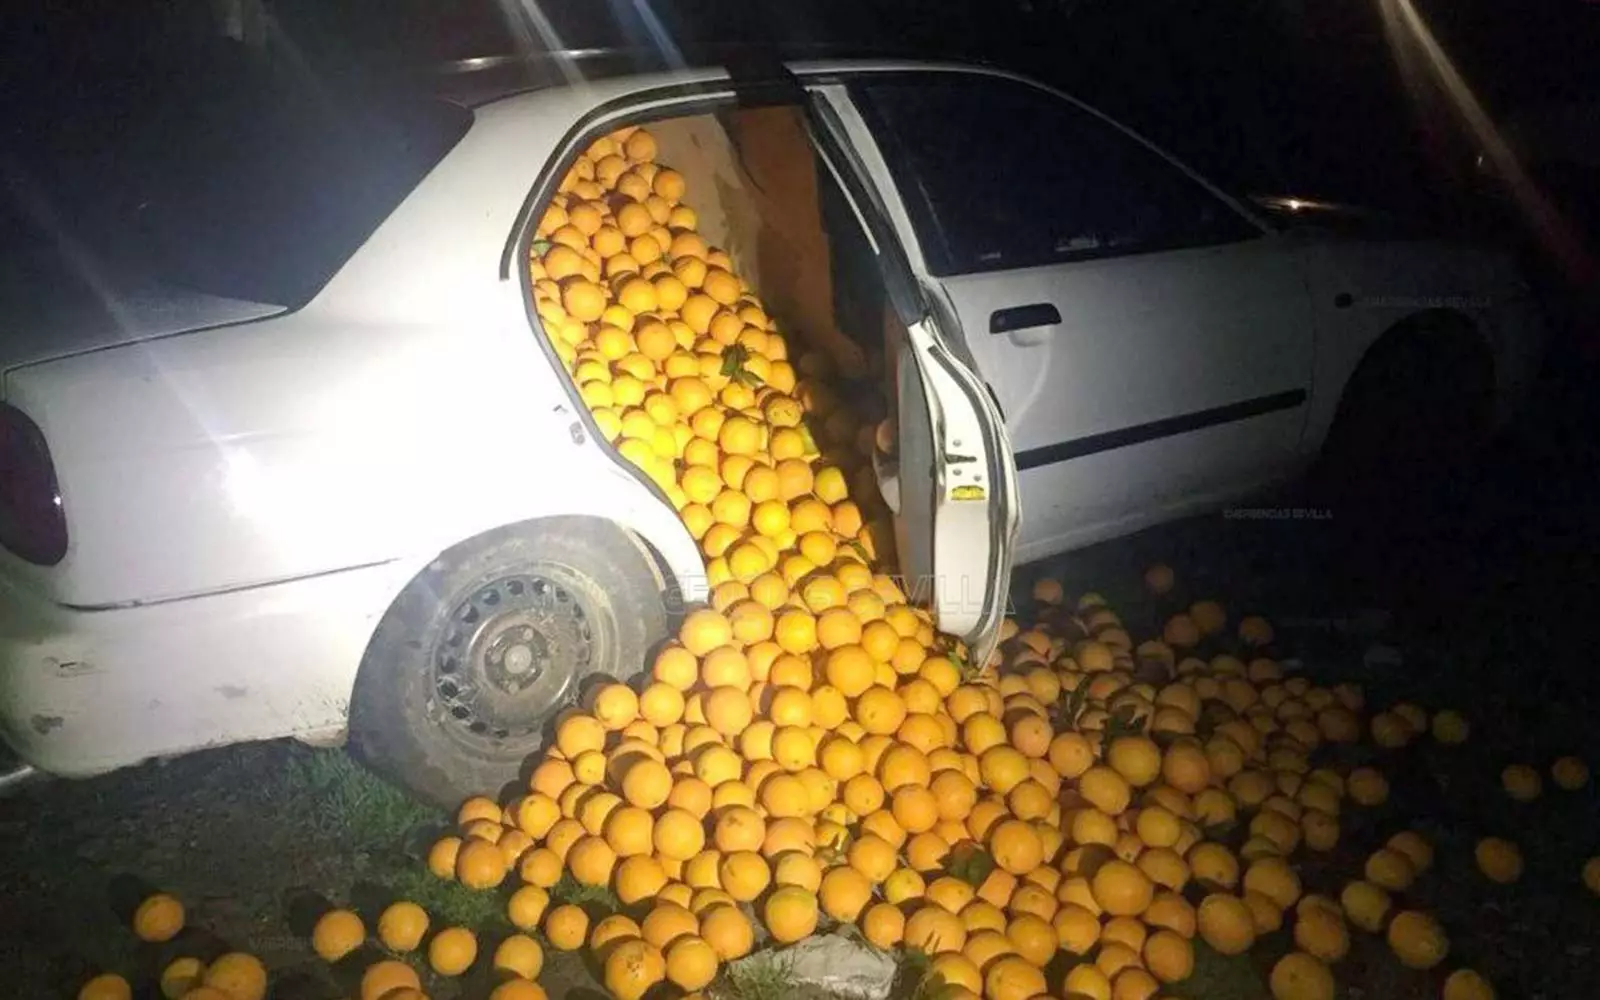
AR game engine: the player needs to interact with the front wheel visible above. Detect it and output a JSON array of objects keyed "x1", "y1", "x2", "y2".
[{"x1": 350, "y1": 518, "x2": 668, "y2": 807}]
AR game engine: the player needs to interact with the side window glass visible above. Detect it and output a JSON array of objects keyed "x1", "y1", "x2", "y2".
[{"x1": 852, "y1": 75, "x2": 1258, "y2": 275}]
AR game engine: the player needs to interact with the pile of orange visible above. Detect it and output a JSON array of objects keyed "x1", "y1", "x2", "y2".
[
  {"x1": 418, "y1": 125, "x2": 1528, "y2": 1000},
  {"x1": 529, "y1": 124, "x2": 889, "y2": 600},
  {"x1": 75, "y1": 123, "x2": 1600, "y2": 1000}
]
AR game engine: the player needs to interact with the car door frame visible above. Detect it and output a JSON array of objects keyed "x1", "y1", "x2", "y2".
[
  {"x1": 498, "y1": 63, "x2": 1020, "y2": 661},
  {"x1": 796, "y1": 74, "x2": 1021, "y2": 664},
  {"x1": 812, "y1": 64, "x2": 1318, "y2": 556}
]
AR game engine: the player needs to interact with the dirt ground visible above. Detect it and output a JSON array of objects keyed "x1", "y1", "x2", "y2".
[{"x1": 4, "y1": 343, "x2": 1600, "y2": 999}]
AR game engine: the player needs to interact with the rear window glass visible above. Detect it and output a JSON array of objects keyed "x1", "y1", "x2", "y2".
[{"x1": 7, "y1": 46, "x2": 471, "y2": 308}]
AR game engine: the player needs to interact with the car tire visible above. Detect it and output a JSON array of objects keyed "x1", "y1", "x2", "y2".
[{"x1": 349, "y1": 517, "x2": 668, "y2": 807}]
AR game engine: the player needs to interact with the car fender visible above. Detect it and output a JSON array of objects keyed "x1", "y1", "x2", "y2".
[
  {"x1": 382, "y1": 456, "x2": 708, "y2": 618},
  {"x1": 1300, "y1": 236, "x2": 1537, "y2": 447}
]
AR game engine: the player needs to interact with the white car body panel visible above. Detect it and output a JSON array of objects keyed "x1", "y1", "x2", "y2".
[
  {"x1": 1294, "y1": 234, "x2": 1546, "y2": 441},
  {"x1": 932, "y1": 238, "x2": 1315, "y2": 561},
  {"x1": 822, "y1": 65, "x2": 1544, "y2": 561},
  {"x1": 0, "y1": 558, "x2": 413, "y2": 776},
  {"x1": 891, "y1": 316, "x2": 1021, "y2": 665},
  {"x1": 0, "y1": 58, "x2": 1545, "y2": 779},
  {"x1": 0, "y1": 70, "x2": 738, "y2": 774}
]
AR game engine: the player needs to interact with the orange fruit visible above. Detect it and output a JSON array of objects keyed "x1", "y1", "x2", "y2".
[
  {"x1": 904, "y1": 904, "x2": 968, "y2": 955},
  {"x1": 988, "y1": 819, "x2": 1044, "y2": 875},
  {"x1": 1269, "y1": 952, "x2": 1334, "y2": 1000},
  {"x1": 702, "y1": 268, "x2": 741, "y2": 305},
  {"x1": 856, "y1": 686, "x2": 908, "y2": 735},
  {"x1": 371, "y1": 896, "x2": 428, "y2": 953},
  {"x1": 591, "y1": 683, "x2": 640, "y2": 730},
  {"x1": 1552, "y1": 756, "x2": 1591, "y2": 790},
  {"x1": 76, "y1": 975, "x2": 132, "y2": 1000},
  {"x1": 1501, "y1": 764, "x2": 1542, "y2": 801},
  {"x1": 700, "y1": 645, "x2": 751, "y2": 688},
  {"x1": 603, "y1": 938, "x2": 666, "y2": 1000},
  {"x1": 132, "y1": 893, "x2": 185, "y2": 943},
  {"x1": 1388, "y1": 908, "x2": 1452, "y2": 972},
  {"x1": 158, "y1": 959, "x2": 204, "y2": 999},
  {"x1": 544, "y1": 904, "x2": 589, "y2": 951},
  {"x1": 1106, "y1": 736, "x2": 1162, "y2": 787},
  {"x1": 1244, "y1": 856, "x2": 1302, "y2": 909},
  {"x1": 1197, "y1": 894, "x2": 1256, "y2": 955},
  {"x1": 1091, "y1": 860, "x2": 1154, "y2": 917},
  {"x1": 979, "y1": 746, "x2": 1030, "y2": 795},
  {"x1": 635, "y1": 904, "x2": 692, "y2": 951},
  {"x1": 311, "y1": 909, "x2": 366, "y2": 962},
  {"x1": 665, "y1": 936, "x2": 719, "y2": 991},
  {"x1": 1364, "y1": 847, "x2": 1416, "y2": 892},
  {"x1": 651, "y1": 644, "x2": 700, "y2": 690},
  {"x1": 604, "y1": 752, "x2": 667, "y2": 805},
  {"x1": 984, "y1": 955, "x2": 1046, "y2": 1000},
  {"x1": 819, "y1": 865, "x2": 873, "y2": 921},
  {"x1": 1006, "y1": 914, "x2": 1056, "y2": 966},
  {"x1": 824, "y1": 645, "x2": 875, "y2": 697},
  {"x1": 456, "y1": 838, "x2": 509, "y2": 889},
  {"x1": 681, "y1": 608, "x2": 733, "y2": 656},
  {"x1": 1442, "y1": 970, "x2": 1496, "y2": 1000},
  {"x1": 1048, "y1": 732, "x2": 1097, "y2": 779},
  {"x1": 1475, "y1": 837, "x2": 1524, "y2": 884},
  {"x1": 493, "y1": 935, "x2": 545, "y2": 981},
  {"x1": 850, "y1": 902, "x2": 901, "y2": 949},
  {"x1": 892, "y1": 785, "x2": 940, "y2": 835},
  {"x1": 763, "y1": 886, "x2": 821, "y2": 943},
  {"x1": 359, "y1": 961, "x2": 422, "y2": 1000},
  {"x1": 561, "y1": 279, "x2": 607, "y2": 322},
  {"x1": 203, "y1": 954, "x2": 268, "y2": 1000},
  {"x1": 617, "y1": 855, "x2": 670, "y2": 905},
  {"x1": 699, "y1": 904, "x2": 755, "y2": 961}
]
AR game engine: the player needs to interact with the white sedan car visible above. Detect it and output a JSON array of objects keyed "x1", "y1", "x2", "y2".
[{"x1": 0, "y1": 54, "x2": 1542, "y2": 803}]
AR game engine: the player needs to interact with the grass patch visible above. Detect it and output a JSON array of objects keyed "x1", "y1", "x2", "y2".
[
  {"x1": 382, "y1": 865, "x2": 507, "y2": 929},
  {"x1": 715, "y1": 951, "x2": 800, "y2": 1000},
  {"x1": 283, "y1": 746, "x2": 441, "y2": 849},
  {"x1": 891, "y1": 948, "x2": 950, "y2": 1000},
  {"x1": 1183, "y1": 940, "x2": 1270, "y2": 1000},
  {"x1": 549, "y1": 874, "x2": 621, "y2": 913}
]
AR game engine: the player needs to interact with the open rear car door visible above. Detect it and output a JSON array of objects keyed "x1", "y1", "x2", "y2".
[{"x1": 800, "y1": 84, "x2": 1022, "y2": 667}]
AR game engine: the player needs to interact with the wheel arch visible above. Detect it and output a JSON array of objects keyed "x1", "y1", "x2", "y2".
[
  {"x1": 345, "y1": 511, "x2": 689, "y2": 804},
  {"x1": 1342, "y1": 307, "x2": 1495, "y2": 419},
  {"x1": 1310, "y1": 307, "x2": 1496, "y2": 453},
  {"x1": 352, "y1": 508, "x2": 700, "y2": 694},
  {"x1": 1309, "y1": 306, "x2": 1497, "y2": 491}
]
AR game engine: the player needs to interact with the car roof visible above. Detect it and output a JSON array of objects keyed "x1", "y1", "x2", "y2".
[{"x1": 426, "y1": 45, "x2": 1013, "y2": 108}]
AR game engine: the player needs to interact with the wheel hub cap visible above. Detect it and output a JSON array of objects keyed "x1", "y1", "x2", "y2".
[{"x1": 431, "y1": 574, "x2": 594, "y2": 741}]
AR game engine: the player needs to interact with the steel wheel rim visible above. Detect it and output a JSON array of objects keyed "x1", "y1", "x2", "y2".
[{"x1": 430, "y1": 571, "x2": 596, "y2": 748}]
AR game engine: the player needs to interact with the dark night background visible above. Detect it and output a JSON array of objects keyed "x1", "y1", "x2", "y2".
[
  {"x1": 8, "y1": 0, "x2": 1600, "y2": 199},
  {"x1": 5, "y1": 0, "x2": 1599, "y2": 315}
]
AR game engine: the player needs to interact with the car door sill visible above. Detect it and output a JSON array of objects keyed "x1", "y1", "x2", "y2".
[{"x1": 1015, "y1": 389, "x2": 1307, "y2": 470}]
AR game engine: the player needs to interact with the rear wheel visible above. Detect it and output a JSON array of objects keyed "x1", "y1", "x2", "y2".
[
  {"x1": 350, "y1": 518, "x2": 667, "y2": 806},
  {"x1": 1312, "y1": 319, "x2": 1492, "y2": 508}
]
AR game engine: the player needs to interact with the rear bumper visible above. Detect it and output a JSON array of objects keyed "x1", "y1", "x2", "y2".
[{"x1": 0, "y1": 561, "x2": 413, "y2": 777}]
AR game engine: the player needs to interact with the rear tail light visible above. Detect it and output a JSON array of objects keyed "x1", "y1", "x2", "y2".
[{"x1": 0, "y1": 403, "x2": 67, "y2": 565}]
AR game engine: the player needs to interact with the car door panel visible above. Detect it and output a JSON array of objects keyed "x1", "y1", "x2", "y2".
[
  {"x1": 835, "y1": 70, "x2": 1315, "y2": 560},
  {"x1": 944, "y1": 239, "x2": 1313, "y2": 550},
  {"x1": 802, "y1": 86, "x2": 1019, "y2": 662}
]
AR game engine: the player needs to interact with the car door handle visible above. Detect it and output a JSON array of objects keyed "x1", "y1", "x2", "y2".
[{"x1": 990, "y1": 303, "x2": 1061, "y2": 346}]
